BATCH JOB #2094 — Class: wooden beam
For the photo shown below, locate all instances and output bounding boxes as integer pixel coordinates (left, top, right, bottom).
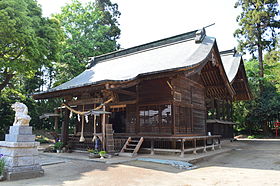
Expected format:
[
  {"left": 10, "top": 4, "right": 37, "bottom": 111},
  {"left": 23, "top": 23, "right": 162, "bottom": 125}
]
[
  {"left": 111, "top": 80, "right": 139, "bottom": 89},
  {"left": 110, "top": 104, "right": 126, "bottom": 109},
  {"left": 112, "top": 89, "right": 137, "bottom": 97},
  {"left": 68, "top": 98, "right": 103, "bottom": 106},
  {"left": 114, "top": 100, "right": 137, "bottom": 105},
  {"left": 205, "top": 85, "right": 224, "bottom": 89}
]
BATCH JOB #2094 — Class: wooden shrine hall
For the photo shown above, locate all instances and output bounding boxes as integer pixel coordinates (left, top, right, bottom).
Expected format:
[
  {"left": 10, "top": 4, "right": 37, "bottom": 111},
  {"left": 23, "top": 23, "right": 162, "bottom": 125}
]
[{"left": 33, "top": 28, "right": 251, "bottom": 157}]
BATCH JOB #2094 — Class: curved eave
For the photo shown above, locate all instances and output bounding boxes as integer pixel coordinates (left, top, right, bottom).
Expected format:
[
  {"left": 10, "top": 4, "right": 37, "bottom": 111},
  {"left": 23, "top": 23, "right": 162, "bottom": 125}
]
[
  {"left": 33, "top": 36, "right": 215, "bottom": 100},
  {"left": 213, "top": 43, "right": 236, "bottom": 98},
  {"left": 232, "top": 57, "right": 252, "bottom": 101},
  {"left": 33, "top": 63, "right": 205, "bottom": 100}
]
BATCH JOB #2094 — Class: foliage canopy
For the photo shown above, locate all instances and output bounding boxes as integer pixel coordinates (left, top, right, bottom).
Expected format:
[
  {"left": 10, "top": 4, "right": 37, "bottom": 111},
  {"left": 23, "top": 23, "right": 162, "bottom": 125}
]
[
  {"left": 0, "top": 0, "right": 63, "bottom": 93},
  {"left": 54, "top": 0, "right": 121, "bottom": 85}
]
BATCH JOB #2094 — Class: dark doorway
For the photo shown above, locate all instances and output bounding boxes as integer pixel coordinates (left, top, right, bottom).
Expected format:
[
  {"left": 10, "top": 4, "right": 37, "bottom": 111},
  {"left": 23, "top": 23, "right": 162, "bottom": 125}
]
[{"left": 110, "top": 111, "right": 126, "bottom": 133}]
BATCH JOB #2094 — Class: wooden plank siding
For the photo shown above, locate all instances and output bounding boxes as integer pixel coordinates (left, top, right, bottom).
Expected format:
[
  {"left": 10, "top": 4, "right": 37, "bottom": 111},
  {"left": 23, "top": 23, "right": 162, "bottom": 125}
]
[
  {"left": 138, "top": 78, "right": 172, "bottom": 105},
  {"left": 172, "top": 74, "right": 206, "bottom": 136}
]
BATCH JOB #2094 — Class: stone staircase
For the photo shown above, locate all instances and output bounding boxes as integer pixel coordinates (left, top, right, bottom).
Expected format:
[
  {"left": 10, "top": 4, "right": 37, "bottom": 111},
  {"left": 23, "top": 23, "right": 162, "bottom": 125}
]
[{"left": 119, "top": 137, "right": 144, "bottom": 157}]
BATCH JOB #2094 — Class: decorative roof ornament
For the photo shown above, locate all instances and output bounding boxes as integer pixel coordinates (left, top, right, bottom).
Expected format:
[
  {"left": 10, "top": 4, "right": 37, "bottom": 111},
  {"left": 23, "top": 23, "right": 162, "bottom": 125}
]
[{"left": 195, "top": 28, "right": 206, "bottom": 43}]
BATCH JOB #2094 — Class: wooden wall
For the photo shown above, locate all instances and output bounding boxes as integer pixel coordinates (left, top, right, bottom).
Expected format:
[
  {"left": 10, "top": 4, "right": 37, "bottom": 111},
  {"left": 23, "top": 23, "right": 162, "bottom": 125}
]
[
  {"left": 172, "top": 74, "right": 206, "bottom": 135},
  {"left": 138, "top": 78, "right": 172, "bottom": 105},
  {"left": 115, "top": 75, "right": 207, "bottom": 136},
  {"left": 69, "top": 74, "right": 207, "bottom": 137}
]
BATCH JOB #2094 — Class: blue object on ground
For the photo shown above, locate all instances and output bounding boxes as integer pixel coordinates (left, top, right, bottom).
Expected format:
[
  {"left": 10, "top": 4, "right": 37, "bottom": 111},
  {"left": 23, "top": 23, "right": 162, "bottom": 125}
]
[{"left": 136, "top": 158, "right": 197, "bottom": 170}]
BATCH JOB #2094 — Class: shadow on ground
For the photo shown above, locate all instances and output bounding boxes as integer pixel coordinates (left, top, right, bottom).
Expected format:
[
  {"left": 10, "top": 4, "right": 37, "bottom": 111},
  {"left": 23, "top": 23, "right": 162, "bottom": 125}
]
[{"left": 1, "top": 158, "right": 115, "bottom": 186}]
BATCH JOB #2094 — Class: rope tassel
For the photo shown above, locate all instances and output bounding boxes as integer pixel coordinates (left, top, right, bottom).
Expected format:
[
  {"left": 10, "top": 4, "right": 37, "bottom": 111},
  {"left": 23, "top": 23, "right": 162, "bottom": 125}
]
[
  {"left": 79, "top": 115, "right": 85, "bottom": 142},
  {"left": 77, "top": 114, "right": 80, "bottom": 122}
]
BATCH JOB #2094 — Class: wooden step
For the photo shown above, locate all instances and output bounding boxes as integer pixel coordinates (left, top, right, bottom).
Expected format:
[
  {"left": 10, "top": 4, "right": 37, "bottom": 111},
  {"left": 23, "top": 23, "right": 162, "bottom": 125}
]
[
  {"left": 119, "top": 137, "right": 144, "bottom": 157},
  {"left": 130, "top": 140, "right": 140, "bottom": 143}
]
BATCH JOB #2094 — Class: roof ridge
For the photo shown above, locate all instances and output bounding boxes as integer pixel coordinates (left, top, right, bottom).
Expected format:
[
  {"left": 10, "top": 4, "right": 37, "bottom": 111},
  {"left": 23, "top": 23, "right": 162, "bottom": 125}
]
[
  {"left": 220, "top": 48, "right": 236, "bottom": 56},
  {"left": 89, "top": 29, "right": 198, "bottom": 67}
]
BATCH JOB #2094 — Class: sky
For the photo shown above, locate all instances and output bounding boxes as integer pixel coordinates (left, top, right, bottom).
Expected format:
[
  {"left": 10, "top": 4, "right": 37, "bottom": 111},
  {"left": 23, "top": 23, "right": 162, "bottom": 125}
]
[{"left": 37, "top": 0, "right": 241, "bottom": 52}]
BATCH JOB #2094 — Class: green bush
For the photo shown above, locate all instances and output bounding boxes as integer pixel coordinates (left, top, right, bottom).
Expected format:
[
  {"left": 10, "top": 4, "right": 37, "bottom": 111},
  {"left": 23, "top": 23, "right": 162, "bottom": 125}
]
[
  {"left": 54, "top": 142, "right": 64, "bottom": 150},
  {"left": 36, "top": 136, "right": 51, "bottom": 144},
  {"left": 0, "top": 154, "right": 5, "bottom": 176},
  {"left": 247, "top": 135, "right": 255, "bottom": 139},
  {"left": 99, "top": 151, "right": 107, "bottom": 156},
  {"left": 88, "top": 149, "right": 99, "bottom": 154}
]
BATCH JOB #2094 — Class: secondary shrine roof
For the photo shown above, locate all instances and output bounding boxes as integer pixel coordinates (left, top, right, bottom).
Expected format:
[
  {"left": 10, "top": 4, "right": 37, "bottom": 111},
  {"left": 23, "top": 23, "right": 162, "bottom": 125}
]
[{"left": 220, "top": 49, "right": 242, "bottom": 82}]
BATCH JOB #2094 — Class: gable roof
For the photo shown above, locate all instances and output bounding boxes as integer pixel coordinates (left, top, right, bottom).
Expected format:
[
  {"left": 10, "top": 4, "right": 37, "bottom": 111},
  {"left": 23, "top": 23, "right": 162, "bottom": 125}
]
[
  {"left": 221, "top": 51, "right": 242, "bottom": 82},
  {"left": 220, "top": 49, "right": 252, "bottom": 100},
  {"left": 34, "top": 29, "right": 217, "bottom": 97}
]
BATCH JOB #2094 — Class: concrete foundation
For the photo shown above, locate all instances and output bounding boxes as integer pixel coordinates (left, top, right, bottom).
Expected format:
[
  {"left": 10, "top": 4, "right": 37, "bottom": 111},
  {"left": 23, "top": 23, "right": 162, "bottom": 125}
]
[{"left": 0, "top": 126, "right": 44, "bottom": 181}]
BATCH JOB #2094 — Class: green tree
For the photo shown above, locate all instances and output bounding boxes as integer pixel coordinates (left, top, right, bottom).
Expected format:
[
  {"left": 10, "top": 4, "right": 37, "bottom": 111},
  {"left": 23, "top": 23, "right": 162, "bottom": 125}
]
[
  {"left": 0, "top": 0, "right": 63, "bottom": 93},
  {"left": 233, "top": 53, "right": 280, "bottom": 136},
  {"left": 264, "top": 49, "right": 280, "bottom": 91},
  {"left": 234, "top": 0, "right": 279, "bottom": 94},
  {"left": 54, "top": 0, "right": 121, "bottom": 85},
  {"left": 234, "top": 0, "right": 280, "bottom": 134}
]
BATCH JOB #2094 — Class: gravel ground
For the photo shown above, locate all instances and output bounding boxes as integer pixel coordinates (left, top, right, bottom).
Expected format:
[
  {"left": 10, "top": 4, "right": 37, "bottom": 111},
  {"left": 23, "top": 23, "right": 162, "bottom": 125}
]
[{"left": 2, "top": 140, "right": 280, "bottom": 186}]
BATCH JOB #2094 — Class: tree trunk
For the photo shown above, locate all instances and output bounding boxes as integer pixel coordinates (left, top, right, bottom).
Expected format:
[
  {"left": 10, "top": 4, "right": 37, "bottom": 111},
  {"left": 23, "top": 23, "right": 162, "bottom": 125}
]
[
  {"left": 256, "top": 23, "right": 264, "bottom": 97},
  {"left": 257, "top": 43, "right": 264, "bottom": 96},
  {"left": 262, "top": 121, "right": 271, "bottom": 137},
  {"left": 256, "top": 25, "right": 269, "bottom": 136},
  {"left": 0, "top": 72, "right": 14, "bottom": 93}
]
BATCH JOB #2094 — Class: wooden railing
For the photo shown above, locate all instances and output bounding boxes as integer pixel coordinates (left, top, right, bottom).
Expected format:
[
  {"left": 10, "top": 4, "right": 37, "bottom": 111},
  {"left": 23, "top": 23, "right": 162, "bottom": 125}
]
[{"left": 141, "top": 135, "right": 221, "bottom": 157}]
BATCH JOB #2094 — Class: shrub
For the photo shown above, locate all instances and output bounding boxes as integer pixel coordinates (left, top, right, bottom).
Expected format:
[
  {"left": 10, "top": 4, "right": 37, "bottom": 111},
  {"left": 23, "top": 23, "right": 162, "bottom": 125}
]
[
  {"left": 54, "top": 142, "right": 64, "bottom": 150},
  {"left": 99, "top": 151, "right": 106, "bottom": 156},
  {"left": 36, "top": 136, "right": 51, "bottom": 144},
  {"left": 0, "top": 154, "right": 5, "bottom": 176},
  {"left": 247, "top": 135, "right": 255, "bottom": 139},
  {"left": 87, "top": 149, "right": 99, "bottom": 154}
]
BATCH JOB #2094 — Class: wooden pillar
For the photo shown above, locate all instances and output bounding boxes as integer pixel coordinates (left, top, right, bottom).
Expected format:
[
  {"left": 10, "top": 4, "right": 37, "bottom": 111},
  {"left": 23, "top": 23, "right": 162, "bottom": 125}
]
[
  {"left": 211, "top": 138, "right": 215, "bottom": 151},
  {"left": 135, "top": 84, "right": 140, "bottom": 134},
  {"left": 102, "top": 106, "right": 106, "bottom": 150},
  {"left": 203, "top": 138, "right": 207, "bottom": 152},
  {"left": 230, "top": 100, "right": 233, "bottom": 121},
  {"left": 61, "top": 108, "right": 70, "bottom": 145},
  {"left": 222, "top": 100, "right": 225, "bottom": 120},
  {"left": 180, "top": 139, "right": 185, "bottom": 158},
  {"left": 226, "top": 99, "right": 230, "bottom": 121},
  {"left": 150, "top": 139, "right": 155, "bottom": 155},
  {"left": 54, "top": 109, "right": 59, "bottom": 132},
  {"left": 172, "top": 104, "right": 176, "bottom": 135},
  {"left": 216, "top": 99, "right": 220, "bottom": 120},
  {"left": 193, "top": 139, "right": 197, "bottom": 154}
]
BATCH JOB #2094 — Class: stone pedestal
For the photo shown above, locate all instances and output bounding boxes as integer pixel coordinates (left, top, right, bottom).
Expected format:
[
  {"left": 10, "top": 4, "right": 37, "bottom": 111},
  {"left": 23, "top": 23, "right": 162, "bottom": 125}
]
[{"left": 0, "top": 126, "right": 44, "bottom": 181}]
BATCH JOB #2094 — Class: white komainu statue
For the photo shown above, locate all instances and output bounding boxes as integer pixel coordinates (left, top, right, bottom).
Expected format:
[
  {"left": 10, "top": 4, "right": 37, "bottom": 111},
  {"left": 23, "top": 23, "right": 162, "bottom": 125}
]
[{"left": 11, "top": 102, "right": 31, "bottom": 126}]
